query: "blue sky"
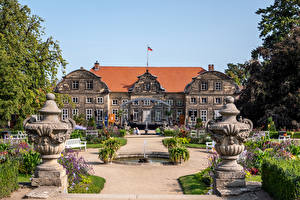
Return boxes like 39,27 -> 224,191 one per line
20,0 -> 272,78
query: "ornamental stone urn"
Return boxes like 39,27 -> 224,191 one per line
205,96 -> 253,196
23,93 -> 75,193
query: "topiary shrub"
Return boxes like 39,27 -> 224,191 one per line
262,158 -> 300,200
163,129 -> 176,136
169,146 -> 190,164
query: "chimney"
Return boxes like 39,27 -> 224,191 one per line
208,64 -> 214,71
94,60 -> 100,71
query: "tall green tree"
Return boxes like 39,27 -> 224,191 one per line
225,63 -> 249,86
0,0 -> 66,128
255,0 -> 300,51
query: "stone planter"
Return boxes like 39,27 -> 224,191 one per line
205,96 -> 253,196
23,93 -> 75,193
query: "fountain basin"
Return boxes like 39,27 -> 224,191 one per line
114,153 -> 170,165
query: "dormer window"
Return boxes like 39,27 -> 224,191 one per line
201,82 -> 208,90
86,80 -> 93,90
72,81 -> 79,89
144,82 -> 151,91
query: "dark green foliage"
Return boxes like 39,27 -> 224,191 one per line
73,114 -> 87,126
162,129 -> 176,136
0,158 -> 19,198
119,129 -> 126,137
0,0 -> 66,126
70,130 -> 85,139
162,137 -> 189,149
262,158 -> 300,200
18,150 -> 41,174
178,167 -> 212,195
168,146 -> 190,164
87,117 -> 96,129
98,138 -> 125,163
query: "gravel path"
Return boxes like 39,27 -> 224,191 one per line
79,135 -> 211,194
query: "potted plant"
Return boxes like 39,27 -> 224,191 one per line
168,146 -> 190,164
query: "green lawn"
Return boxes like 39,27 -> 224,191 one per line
178,172 -> 211,195
246,175 -> 262,182
183,143 -> 206,149
86,137 -> 127,149
18,174 -> 31,183
69,175 -> 106,193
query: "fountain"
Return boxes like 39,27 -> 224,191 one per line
205,96 -> 253,196
138,140 -> 149,163
23,93 -> 75,197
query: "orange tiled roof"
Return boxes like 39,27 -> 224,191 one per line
90,66 -> 205,92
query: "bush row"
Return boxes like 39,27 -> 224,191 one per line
262,158 -> 300,200
0,158 -> 19,198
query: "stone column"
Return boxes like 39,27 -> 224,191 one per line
206,96 -> 253,196
24,93 -> 75,193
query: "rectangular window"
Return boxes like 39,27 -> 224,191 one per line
155,110 -> 162,122
97,97 -> 103,104
189,110 -> 197,122
190,97 -> 196,104
176,110 -> 183,121
123,109 -> 128,121
177,100 -> 183,106
72,109 -> 78,116
122,99 -> 128,104
86,109 -> 92,120
112,109 -> 118,120
200,110 -> 207,122
86,80 -> 93,90
86,97 -> 92,103
215,97 -> 222,104
167,99 -> 173,106
144,100 -> 150,106
144,83 -> 151,91
72,97 -> 79,103
201,97 -> 207,104
133,110 -> 139,121
133,100 -> 139,106
62,109 -> 68,120
201,82 -> 208,90
112,99 -> 118,105
215,82 -> 222,90
72,80 -> 79,89
96,109 -> 103,122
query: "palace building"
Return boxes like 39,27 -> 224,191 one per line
56,62 -> 239,127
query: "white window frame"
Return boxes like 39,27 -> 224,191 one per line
214,110 -> 221,119
122,99 -> 128,104
190,110 -> 197,122
190,97 -> 196,104
86,97 -> 92,103
201,82 -> 208,90
167,99 -> 173,106
86,80 -> 93,90
97,97 -> 103,104
133,110 -> 139,121
96,109 -> 103,122
86,109 -> 93,120
72,109 -> 78,116
72,80 -> 79,89
200,110 -> 207,122
215,82 -> 222,91
215,97 -> 222,104
72,97 -> 79,103
112,99 -> 118,105
112,109 -> 118,120
155,110 -> 162,122
62,109 -> 68,120
201,97 -> 207,104
144,99 -> 150,106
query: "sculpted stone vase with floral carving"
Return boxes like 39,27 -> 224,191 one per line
23,93 -> 75,192
205,96 -> 253,196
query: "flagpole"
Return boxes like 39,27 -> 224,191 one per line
146,45 -> 149,67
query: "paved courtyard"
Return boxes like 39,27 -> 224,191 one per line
79,134 -> 211,194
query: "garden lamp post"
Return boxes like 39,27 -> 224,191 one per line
23,93 -> 75,193
205,96 -> 253,196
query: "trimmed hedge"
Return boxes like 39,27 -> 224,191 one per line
262,158 -> 300,200
162,129 -> 176,136
0,159 -> 19,198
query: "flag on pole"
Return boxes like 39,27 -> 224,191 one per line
147,46 -> 153,51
